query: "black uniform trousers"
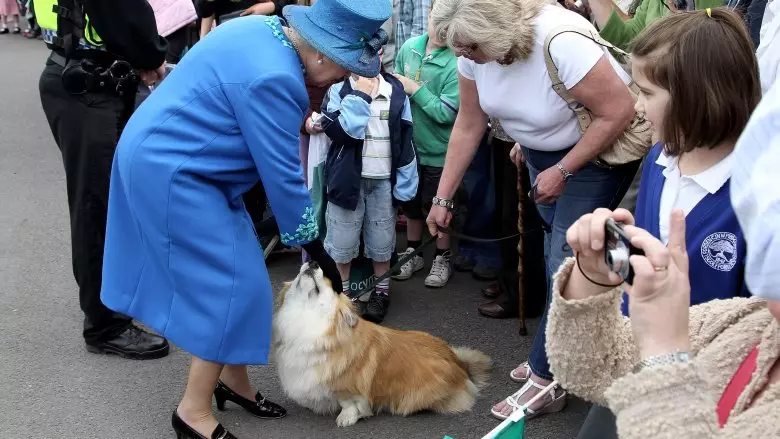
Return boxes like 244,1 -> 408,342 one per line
39,60 -> 133,343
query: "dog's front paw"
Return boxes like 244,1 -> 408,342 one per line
336,409 -> 360,427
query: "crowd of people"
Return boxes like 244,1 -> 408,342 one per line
7,0 -> 779,436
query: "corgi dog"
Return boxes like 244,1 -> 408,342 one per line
272,261 -> 491,427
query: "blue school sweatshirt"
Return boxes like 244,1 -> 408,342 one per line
621,144 -> 749,315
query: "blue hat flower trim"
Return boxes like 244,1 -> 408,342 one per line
337,28 -> 390,66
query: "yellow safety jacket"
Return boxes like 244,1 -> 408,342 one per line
36,0 -> 104,51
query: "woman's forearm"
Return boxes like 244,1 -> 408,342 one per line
546,259 -> 638,406
561,111 -> 633,173
585,0 -> 618,30
435,114 -> 487,200
200,15 -> 215,38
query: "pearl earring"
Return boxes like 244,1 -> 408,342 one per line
317,59 -> 324,65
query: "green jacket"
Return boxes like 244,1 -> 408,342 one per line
600,0 -> 724,50
394,33 -> 459,167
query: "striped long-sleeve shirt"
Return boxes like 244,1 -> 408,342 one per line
395,0 -> 431,51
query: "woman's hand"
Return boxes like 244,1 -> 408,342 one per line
301,240 -> 343,293
392,73 -> 421,96
240,1 -> 275,16
509,143 -> 524,168
426,204 -> 453,238
305,117 -> 323,134
625,209 -> 691,359
564,207 -> 634,300
533,166 -> 566,204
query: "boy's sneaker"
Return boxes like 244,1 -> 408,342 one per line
363,293 -> 389,324
391,247 -> 424,280
425,251 -> 452,288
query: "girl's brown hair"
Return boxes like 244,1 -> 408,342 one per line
631,8 -> 761,156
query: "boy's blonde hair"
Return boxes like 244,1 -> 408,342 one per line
631,9 -> 761,155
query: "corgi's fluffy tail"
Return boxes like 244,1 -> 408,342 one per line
452,347 -> 491,389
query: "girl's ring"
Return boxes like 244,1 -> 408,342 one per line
653,266 -> 668,272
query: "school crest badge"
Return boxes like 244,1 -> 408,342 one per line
701,232 -> 738,272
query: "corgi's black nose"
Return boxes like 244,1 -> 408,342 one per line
308,261 -> 319,270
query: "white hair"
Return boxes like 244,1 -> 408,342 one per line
430,0 -> 550,61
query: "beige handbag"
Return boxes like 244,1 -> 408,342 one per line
543,25 -> 652,167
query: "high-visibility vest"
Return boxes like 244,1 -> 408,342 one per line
36,0 -> 104,51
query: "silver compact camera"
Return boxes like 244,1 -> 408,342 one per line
604,219 -> 644,284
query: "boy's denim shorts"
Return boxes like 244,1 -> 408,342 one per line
325,178 -> 396,264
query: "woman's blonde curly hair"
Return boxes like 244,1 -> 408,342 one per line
430,0 -> 551,62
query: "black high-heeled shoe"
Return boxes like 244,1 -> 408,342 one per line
171,410 -> 237,439
214,380 -> 287,419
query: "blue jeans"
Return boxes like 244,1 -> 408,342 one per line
748,0 -> 769,48
524,147 -> 638,380
458,133 -> 501,268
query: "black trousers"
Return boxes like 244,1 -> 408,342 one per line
39,60 -> 132,343
577,404 -> 618,439
491,137 -> 547,319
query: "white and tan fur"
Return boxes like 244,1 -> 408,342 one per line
272,262 -> 491,426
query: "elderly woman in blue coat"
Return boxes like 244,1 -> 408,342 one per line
100,1 -> 392,437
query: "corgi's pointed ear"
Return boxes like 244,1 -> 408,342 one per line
341,308 -> 358,328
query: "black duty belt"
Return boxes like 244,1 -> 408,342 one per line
49,51 -> 68,67
51,51 -> 139,97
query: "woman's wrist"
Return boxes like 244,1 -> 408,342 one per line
563,258 -> 615,300
638,338 -> 692,360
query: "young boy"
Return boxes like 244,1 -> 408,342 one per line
391,4 -> 459,287
320,71 -> 418,324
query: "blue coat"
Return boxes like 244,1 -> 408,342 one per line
622,144 -> 749,315
101,16 -> 317,365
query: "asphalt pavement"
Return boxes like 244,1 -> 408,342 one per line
0,37 -> 588,439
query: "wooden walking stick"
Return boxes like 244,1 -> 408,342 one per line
517,162 -> 527,336
490,118 -> 528,336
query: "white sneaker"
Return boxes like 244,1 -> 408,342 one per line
425,252 -> 452,287
392,247 -> 424,280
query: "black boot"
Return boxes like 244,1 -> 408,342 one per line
85,325 -> 169,360
214,381 -> 286,419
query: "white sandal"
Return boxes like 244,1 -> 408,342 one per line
490,379 -> 567,421
509,361 -> 531,383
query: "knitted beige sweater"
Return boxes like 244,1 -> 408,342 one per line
546,258 -> 780,439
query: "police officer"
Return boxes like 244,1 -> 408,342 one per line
38,0 -> 170,359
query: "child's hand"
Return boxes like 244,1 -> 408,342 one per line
392,74 -> 420,96
354,76 -> 377,95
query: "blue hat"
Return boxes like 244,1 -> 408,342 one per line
283,0 -> 391,77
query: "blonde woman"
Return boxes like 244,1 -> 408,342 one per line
425,0 -> 640,420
